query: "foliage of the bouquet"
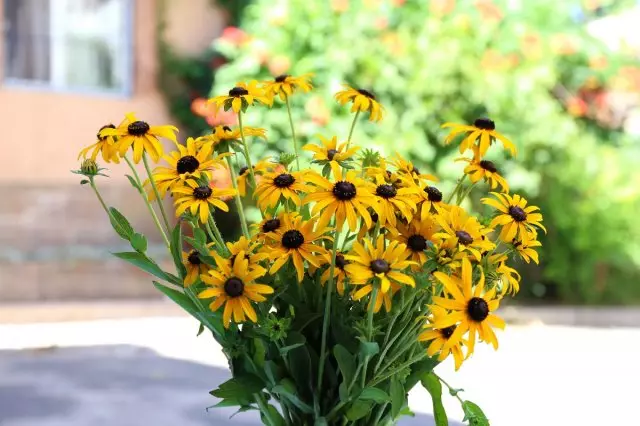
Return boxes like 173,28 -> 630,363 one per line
75,74 -> 544,426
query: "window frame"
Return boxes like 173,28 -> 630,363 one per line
2,0 -> 134,98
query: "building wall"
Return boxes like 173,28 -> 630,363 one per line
0,0 -> 224,301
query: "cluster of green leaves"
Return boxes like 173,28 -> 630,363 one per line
210,0 -> 640,304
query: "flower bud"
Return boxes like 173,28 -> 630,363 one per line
81,159 -> 99,176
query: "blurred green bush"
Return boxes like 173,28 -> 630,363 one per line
206,0 -> 640,304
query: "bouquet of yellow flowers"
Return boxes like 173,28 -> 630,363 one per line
75,74 -> 544,426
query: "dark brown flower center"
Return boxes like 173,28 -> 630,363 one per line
239,166 -> 250,176
282,230 -> 304,249
327,149 -> 339,161
371,212 -> 379,223
224,277 -> 245,297
97,124 -> 115,140
508,206 -> 527,222
335,254 -> 347,270
407,235 -> 427,252
177,155 -> 200,174
474,117 -> 495,130
439,325 -> 456,339
479,160 -> 498,173
376,184 -> 397,199
467,297 -> 489,322
332,181 -> 357,200
222,125 -> 233,132
357,88 -> 376,99
187,250 -> 201,265
275,74 -> 289,83
274,173 -> 295,188
425,186 -> 443,202
193,186 -> 213,200
455,230 -> 473,245
127,120 -> 150,136
262,218 -> 281,233
412,166 -> 420,175
370,259 -> 390,274
228,87 -> 249,97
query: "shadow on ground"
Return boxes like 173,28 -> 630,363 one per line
0,345 -> 462,426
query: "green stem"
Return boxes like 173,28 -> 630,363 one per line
89,178 -> 111,219
207,216 -> 227,252
433,373 -> 464,405
238,112 -> 256,186
317,228 -> 341,394
124,155 -> 170,247
284,94 -> 300,171
142,152 -> 172,232
361,285 -> 379,387
446,175 -> 466,204
346,110 -> 361,150
225,156 -> 250,239
369,352 -> 427,387
254,393 -> 276,426
456,181 -> 477,206
372,402 -> 388,425
375,292 -> 418,372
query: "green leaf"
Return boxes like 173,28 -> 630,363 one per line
359,387 -> 390,403
130,233 -> 147,253
405,356 -> 439,390
210,375 -> 264,401
170,222 -> 187,279
194,227 -> 207,245
260,404 -> 286,426
125,174 -> 142,192
358,338 -> 379,359
314,418 -> 328,426
197,323 -> 205,336
253,338 -> 266,368
80,179 -> 89,185
230,405 -> 256,419
333,344 -> 356,388
462,400 -> 490,426
113,252 -> 180,285
108,207 -> 134,241
272,379 -> 314,414
421,373 -> 448,426
264,361 -> 281,386
153,281 -> 198,316
390,377 -> 405,419
278,342 -> 305,355
346,400 -> 373,421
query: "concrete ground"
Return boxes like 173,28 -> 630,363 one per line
0,314 -> 638,426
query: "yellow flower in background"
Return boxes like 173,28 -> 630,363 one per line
482,192 -> 545,242
198,125 -> 267,149
237,158 -> 274,196
334,85 -> 384,122
304,163 -> 380,232
182,243 -> 216,287
345,235 -> 416,312
78,124 -> 120,164
172,179 -> 237,223
319,252 -> 350,296
209,80 -> 272,113
442,117 -> 516,159
101,112 -> 178,164
263,73 -> 313,101
458,152 -> 509,192
431,236 -> 466,271
435,206 -> 495,260
302,135 -> 359,165
418,305 -> 466,371
150,138 -> 228,199
371,173 -> 418,228
513,237 -> 542,264
431,258 -> 505,357
489,254 -> 521,295
390,153 -> 439,185
254,170 -> 311,210
264,214 -> 329,282
394,216 -> 439,269
225,236 -> 269,268
198,252 -> 273,328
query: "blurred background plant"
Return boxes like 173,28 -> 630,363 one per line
162,0 -> 640,304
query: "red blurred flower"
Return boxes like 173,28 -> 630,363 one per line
219,26 -> 249,47
205,109 -> 237,127
566,96 -> 588,117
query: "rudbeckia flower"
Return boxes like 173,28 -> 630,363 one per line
182,243 -> 216,287
172,179 -> 237,223
442,117 -> 516,159
435,206 -> 495,261
262,73 -> 313,101
482,192 -> 545,243
302,135 -> 359,166
197,125 -> 267,150
334,85 -> 384,122
237,158 -> 274,196
208,81 -> 272,113
319,252 -> 350,296
254,170 -> 311,210
418,305 -> 466,371
458,151 -> 509,192
78,124 -> 120,163
393,216 -> 440,270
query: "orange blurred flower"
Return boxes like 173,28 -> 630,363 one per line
521,33 -> 543,59
566,96 -> 588,117
474,0 -> 503,23
374,17 -> 389,30
551,34 -> 578,56
430,0 -> 456,17
589,55 -> 608,71
306,95 -> 331,126
268,55 -> 291,77
480,49 -> 518,71
614,67 -> 640,92
331,0 -> 349,12
219,26 -> 249,47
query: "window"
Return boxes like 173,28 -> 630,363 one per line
3,0 -> 132,95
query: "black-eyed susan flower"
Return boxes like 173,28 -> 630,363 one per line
488,254 -> 521,295
413,182 -> 449,218
435,206 -> 495,261
264,214 -> 329,282
418,305 -> 466,371
513,237 -> 542,264
198,252 -> 273,328
209,81 -> 271,113
101,113 -> 178,164
345,235 -> 416,312
458,151 -> 509,192
390,153 -> 438,185
182,243 -> 216,287
150,138 -> 228,199
225,236 -> 269,268
237,158 -> 274,196
431,258 -> 505,356
254,170 -> 311,210
197,125 -> 267,150
252,212 -> 294,243
371,173 -> 418,228
302,135 -> 359,167
482,192 -> 545,243
442,117 -> 516,159
304,163 -> 380,232
78,124 -> 120,164
394,216 -> 439,269
334,85 -> 384,122
262,73 -> 313,101
319,252 -> 350,296
430,236 -> 466,272
172,179 -> 237,223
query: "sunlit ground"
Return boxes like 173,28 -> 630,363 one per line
1,317 -> 637,425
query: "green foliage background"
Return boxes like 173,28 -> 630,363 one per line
201,0 -> 640,304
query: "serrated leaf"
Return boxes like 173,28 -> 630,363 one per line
346,400 -> 373,421
272,379 -> 314,413
462,400 -> 490,426
334,344 -> 356,388
125,174 -> 142,192
359,387 -> 389,403
108,207 -> 134,241
421,373 -> 448,426
113,252 -> 180,285
130,233 -> 147,253
229,405 -> 256,419
390,377 -> 405,419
